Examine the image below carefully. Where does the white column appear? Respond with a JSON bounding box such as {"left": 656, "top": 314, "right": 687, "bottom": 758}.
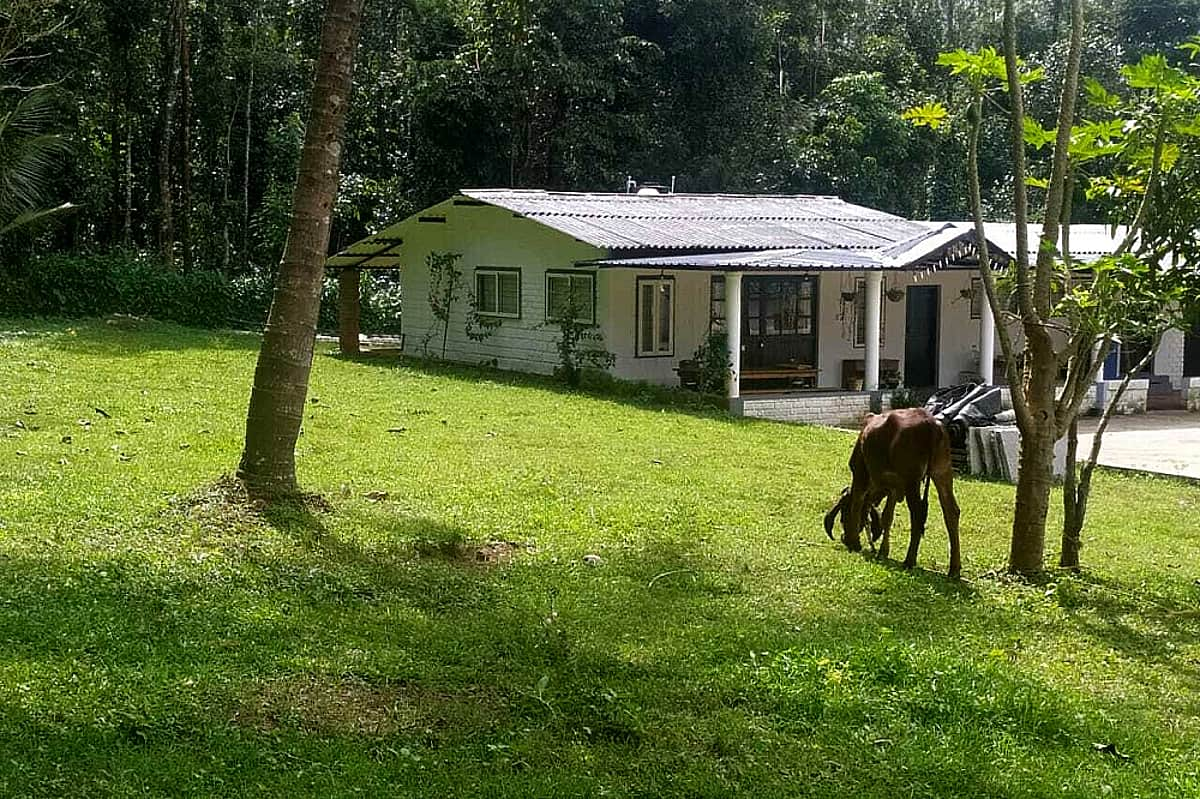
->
{"left": 979, "top": 286, "right": 995, "bottom": 384}
{"left": 864, "top": 270, "right": 883, "bottom": 391}
{"left": 727, "top": 272, "right": 742, "bottom": 401}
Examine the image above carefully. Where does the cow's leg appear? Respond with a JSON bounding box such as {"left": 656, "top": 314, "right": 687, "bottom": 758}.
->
{"left": 902, "top": 483, "right": 928, "bottom": 570}
{"left": 933, "top": 470, "right": 962, "bottom": 578}
{"left": 864, "top": 489, "right": 886, "bottom": 554}
{"left": 876, "top": 493, "right": 898, "bottom": 561}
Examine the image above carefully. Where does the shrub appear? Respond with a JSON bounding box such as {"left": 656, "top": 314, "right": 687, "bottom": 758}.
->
{"left": 1, "top": 252, "right": 402, "bottom": 334}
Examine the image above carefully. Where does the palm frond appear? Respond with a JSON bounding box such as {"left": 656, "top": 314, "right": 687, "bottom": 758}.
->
{"left": 0, "top": 200, "right": 75, "bottom": 238}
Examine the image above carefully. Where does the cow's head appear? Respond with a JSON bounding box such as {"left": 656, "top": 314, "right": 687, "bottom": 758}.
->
{"left": 824, "top": 487, "right": 881, "bottom": 552}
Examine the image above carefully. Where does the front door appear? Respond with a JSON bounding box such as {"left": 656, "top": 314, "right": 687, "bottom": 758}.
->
{"left": 904, "top": 285, "right": 939, "bottom": 388}
{"left": 743, "top": 277, "right": 818, "bottom": 369}
{"left": 1185, "top": 322, "right": 1200, "bottom": 377}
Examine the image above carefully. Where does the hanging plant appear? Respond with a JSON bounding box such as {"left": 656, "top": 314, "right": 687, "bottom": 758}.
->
{"left": 886, "top": 287, "right": 905, "bottom": 303}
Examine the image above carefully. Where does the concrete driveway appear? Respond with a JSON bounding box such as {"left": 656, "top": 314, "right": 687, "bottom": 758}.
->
{"left": 1076, "top": 411, "right": 1200, "bottom": 480}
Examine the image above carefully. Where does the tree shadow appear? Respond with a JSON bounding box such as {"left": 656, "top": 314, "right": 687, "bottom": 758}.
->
{"left": 331, "top": 350, "right": 745, "bottom": 424}
{"left": 2, "top": 318, "right": 263, "bottom": 358}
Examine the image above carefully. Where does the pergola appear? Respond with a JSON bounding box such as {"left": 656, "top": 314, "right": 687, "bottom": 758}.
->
{"left": 325, "top": 236, "right": 404, "bottom": 354}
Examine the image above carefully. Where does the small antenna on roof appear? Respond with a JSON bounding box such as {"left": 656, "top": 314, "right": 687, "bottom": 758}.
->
{"left": 626, "top": 175, "right": 636, "bottom": 194}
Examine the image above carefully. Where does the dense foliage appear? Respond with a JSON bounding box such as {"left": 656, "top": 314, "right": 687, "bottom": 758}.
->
{"left": 1, "top": 0, "right": 1197, "bottom": 323}
{"left": 0, "top": 252, "right": 402, "bottom": 332}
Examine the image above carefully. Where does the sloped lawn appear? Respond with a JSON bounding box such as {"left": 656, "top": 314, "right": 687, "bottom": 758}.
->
{"left": 1, "top": 319, "right": 1197, "bottom": 798}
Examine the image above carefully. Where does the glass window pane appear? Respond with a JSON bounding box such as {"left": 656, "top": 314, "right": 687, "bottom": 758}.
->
{"left": 658, "top": 283, "right": 672, "bottom": 350}
{"left": 499, "top": 272, "right": 519, "bottom": 315}
{"left": 548, "top": 275, "right": 570, "bottom": 319}
{"left": 478, "top": 273, "right": 498, "bottom": 314}
{"left": 640, "top": 283, "right": 655, "bottom": 352}
{"left": 572, "top": 276, "right": 594, "bottom": 322}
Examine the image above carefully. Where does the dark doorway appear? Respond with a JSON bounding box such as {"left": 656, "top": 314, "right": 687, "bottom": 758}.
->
{"left": 904, "top": 285, "right": 940, "bottom": 387}
{"left": 1186, "top": 322, "right": 1200, "bottom": 377}
{"left": 742, "top": 277, "right": 819, "bottom": 369}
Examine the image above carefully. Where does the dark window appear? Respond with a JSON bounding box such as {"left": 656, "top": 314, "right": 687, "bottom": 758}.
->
{"left": 546, "top": 272, "right": 595, "bottom": 324}
{"left": 475, "top": 269, "right": 521, "bottom": 318}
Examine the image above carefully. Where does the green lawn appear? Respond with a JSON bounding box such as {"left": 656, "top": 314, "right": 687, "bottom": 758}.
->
{"left": 1, "top": 319, "right": 1198, "bottom": 798}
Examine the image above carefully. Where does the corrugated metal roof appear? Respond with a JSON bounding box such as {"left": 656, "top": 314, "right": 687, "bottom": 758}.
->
{"left": 590, "top": 224, "right": 1002, "bottom": 272}
{"left": 460, "top": 189, "right": 929, "bottom": 251}
{"left": 943, "top": 222, "right": 1127, "bottom": 261}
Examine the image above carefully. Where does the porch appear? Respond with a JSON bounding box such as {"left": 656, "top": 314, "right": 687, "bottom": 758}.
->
{"left": 593, "top": 223, "right": 1006, "bottom": 424}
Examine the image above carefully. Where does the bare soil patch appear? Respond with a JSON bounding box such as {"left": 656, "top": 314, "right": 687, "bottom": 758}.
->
{"left": 233, "top": 676, "right": 503, "bottom": 738}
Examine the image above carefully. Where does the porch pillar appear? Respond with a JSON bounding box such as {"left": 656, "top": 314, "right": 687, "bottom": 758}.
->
{"left": 338, "top": 266, "right": 361, "bottom": 355}
{"left": 864, "top": 270, "right": 883, "bottom": 391}
{"left": 726, "top": 272, "right": 742, "bottom": 401}
{"left": 978, "top": 285, "right": 995, "bottom": 384}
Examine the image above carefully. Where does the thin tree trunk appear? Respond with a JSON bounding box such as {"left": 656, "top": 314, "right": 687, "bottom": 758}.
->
{"left": 237, "top": 0, "right": 366, "bottom": 498}
{"left": 178, "top": 0, "right": 193, "bottom": 272}
{"left": 108, "top": 45, "right": 125, "bottom": 246}
{"left": 244, "top": 8, "right": 257, "bottom": 267}
{"left": 222, "top": 97, "right": 236, "bottom": 273}
{"left": 1061, "top": 417, "right": 1082, "bottom": 567}
{"left": 124, "top": 115, "right": 132, "bottom": 248}
{"left": 157, "top": 0, "right": 182, "bottom": 268}
{"left": 1061, "top": 336, "right": 1160, "bottom": 568}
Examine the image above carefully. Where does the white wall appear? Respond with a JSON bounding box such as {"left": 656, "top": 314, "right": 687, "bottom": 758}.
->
{"left": 397, "top": 203, "right": 993, "bottom": 390}
{"left": 399, "top": 201, "right": 605, "bottom": 374}
{"left": 815, "top": 269, "right": 981, "bottom": 389}
{"left": 600, "top": 269, "right": 711, "bottom": 383}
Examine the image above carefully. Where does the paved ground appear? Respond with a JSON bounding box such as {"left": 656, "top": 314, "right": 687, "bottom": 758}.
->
{"left": 1076, "top": 410, "right": 1200, "bottom": 480}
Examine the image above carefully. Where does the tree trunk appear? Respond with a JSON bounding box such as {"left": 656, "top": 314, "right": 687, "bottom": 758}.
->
{"left": 237, "top": 0, "right": 365, "bottom": 498}
{"left": 1060, "top": 417, "right": 1083, "bottom": 569}
{"left": 1061, "top": 336, "right": 1160, "bottom": 569}
{"left": 243, "top": 47, "right": 254, "bottom": 267}
{"left": 1010, "top": 351, "right": 1058, "bottom": 574}
{"left": 178, "top": 0, "right": 193, "bottom": 272}
{"left": 339, "top": 267, "right": 361, "bottom": 354}
{"left": 157, "top": 0, "right": 182, "bottom": 268}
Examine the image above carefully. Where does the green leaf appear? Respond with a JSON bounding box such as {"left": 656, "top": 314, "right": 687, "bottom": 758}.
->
{"left": 1083, "top": 77, "right": 1122, "bottom": 111}
{"left": 902, "top": 102, "right": 949, "bottom": 130}
{"left": 1023, "top": 117, "right": 1057, "bottom": 149}
{"left": 1122, "top": 54, "right": 1187, "bottom": 91}
{"left": 1025, "top": 176, "right": 1050, "bottom": 189}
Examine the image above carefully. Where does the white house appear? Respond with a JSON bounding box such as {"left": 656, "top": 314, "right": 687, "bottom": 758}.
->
{"left": 328, "top": 189, "right": 1200, "bottom": 424}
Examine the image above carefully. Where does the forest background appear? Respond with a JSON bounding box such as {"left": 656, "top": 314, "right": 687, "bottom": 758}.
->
{"left": 1, "top": 0, "right": 1196, "bottom": 328}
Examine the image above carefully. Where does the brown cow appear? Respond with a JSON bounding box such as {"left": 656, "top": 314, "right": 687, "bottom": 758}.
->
{"left": 823, "top": 408, "right": 962, "bottom": 578}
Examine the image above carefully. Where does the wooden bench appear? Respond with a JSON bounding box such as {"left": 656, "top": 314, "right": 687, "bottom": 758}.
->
{"left": 741, "top": 364, "right": 818, "bottom": 394}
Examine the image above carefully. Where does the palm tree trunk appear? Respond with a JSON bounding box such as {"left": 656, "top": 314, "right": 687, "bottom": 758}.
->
{"left": 237, "top": 0, "right": 366, "bottom": 498}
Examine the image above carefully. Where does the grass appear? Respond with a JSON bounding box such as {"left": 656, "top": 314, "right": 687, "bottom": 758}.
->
{"left": 1, "top": 317, "right": 1198, "bottom": 798}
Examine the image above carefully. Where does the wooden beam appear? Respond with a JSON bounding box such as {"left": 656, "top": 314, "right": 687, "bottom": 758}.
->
{"left": 339, "top": 266, "right": 361, "bottom": 355}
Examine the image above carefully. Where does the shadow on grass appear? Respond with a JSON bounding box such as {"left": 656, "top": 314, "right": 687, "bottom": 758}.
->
{"left": 2, "top": 317, "right": 263, "bottom": 357}
{"left": 1051, "top": 570, "right": 1200, "bottom": 676}
{"left": 329, "top": 349, "right": 743, "bottom": 424}
{"left": 0, "top": 513, "right": 1187, "bottom": 796}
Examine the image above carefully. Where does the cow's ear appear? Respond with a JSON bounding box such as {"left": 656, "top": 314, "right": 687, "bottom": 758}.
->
{"left": 823, "top": 490, "right": 848, "bottom": 539}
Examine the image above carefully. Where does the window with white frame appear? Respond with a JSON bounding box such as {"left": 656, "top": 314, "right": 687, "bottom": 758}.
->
{"left": 545, "top": 271, "right": 595, "bottom": 324}
{"left": 474, "top": 268, "right": 521, "bottom": 318}
{"left": 853, "top": 277, "right": 885, "bottom": 348}
{"left": 637, "top": 276, "right": 674, "bottom": 356}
